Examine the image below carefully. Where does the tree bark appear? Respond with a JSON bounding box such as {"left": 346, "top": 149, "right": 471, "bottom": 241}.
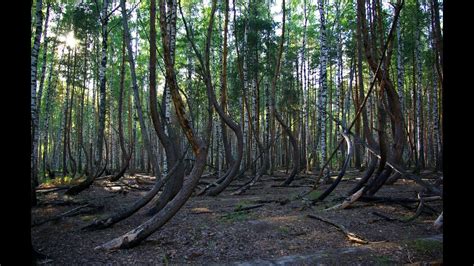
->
{"left": 318, "top": 0, "right": 329, "bottom": 181}
{"left": 66, "top": 0, "right": 110, "bottom": 195}
{"left": 146, "top": 0, "right": 184, "bottom": 215}
{"left": 109, "top": 31, "right": 133, "bottom": 182}
{"left": 31, "top": 0, "right": 44, "bottom": 206}
{"left": 180, "top": 0, "right": 243, "bottom": 196}
{"left": 95, "top": 0, "right": 212, "bottom": 249}
{"left": 356, "top": 0, "right": 405, "bottom": 193}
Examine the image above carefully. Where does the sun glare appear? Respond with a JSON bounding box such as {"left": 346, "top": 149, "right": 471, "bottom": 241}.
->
{"left": 60, "top": 31, "right": 78, "bottom": 49}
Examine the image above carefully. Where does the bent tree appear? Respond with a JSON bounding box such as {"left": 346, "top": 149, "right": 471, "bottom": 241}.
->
{"left": 180, "top": 0, "right": 244, "bottom": 197}
{"left": 94, "top": 0, "right": 215, "bottom": 249}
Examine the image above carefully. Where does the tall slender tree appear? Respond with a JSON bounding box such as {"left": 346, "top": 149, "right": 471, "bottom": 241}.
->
{"left": 31, "top": 0, "right": 44, "bottom": 205}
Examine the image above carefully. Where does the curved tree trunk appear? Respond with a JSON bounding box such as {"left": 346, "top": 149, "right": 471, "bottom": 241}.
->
{"left": 313, "top": 131, "right": 353, "bottom": 202}
{"left": 220, "top": 0, "right": 233, "bottom": 169}
{"left": 347, "top": 156, "right": 377, "bottom": 195}
{"left": 357, "top": 0, "right": 406, "bottom": 187}
{"left": 83, "top": 159, "right": 181, "bottom": 231}
{"left": 180, "top": 0, "right": 242, "bottom": 197}
{"left": 95, "top": 148, "right": 208, "bottom": 250}
{"left": 146, "top": 0, "right": 185, "bottom": 215}
{"left": 94, "top": 0, "right": 213, "bottom": 249}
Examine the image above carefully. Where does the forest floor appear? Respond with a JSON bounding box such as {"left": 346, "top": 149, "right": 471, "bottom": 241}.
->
{"left": 32, "top": 169, "right": 443, "bottom": 265}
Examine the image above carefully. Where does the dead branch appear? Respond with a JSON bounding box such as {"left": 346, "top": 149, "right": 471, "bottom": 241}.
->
{"left": 36, "top": 186, "right": 70, "bottom": 193}
{"left": 433, "top": 211, "right": 443, "bottom": 230}
{"left": 32, "top": 203, "right": 102, "bottom": 227}
{"left": 234, "top": 204, "right": 264, "bottom": 212}
{"left": 371, "top": 211, "right": 398, "bottom": 222}
{"left": 307, "top": 214, "right": 369, "bottom": 244}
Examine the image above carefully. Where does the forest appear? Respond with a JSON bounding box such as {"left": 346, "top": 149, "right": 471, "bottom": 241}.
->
{"left": 30, "top": 0, "right": 443, "bottom": 264}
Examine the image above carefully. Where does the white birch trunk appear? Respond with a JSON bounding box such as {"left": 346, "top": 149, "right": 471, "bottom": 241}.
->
{"left": 318, "top": 0, "right": 328, "bottom": 178}
{"left": 31, "top": 0, "right": 43, "bottom": 200}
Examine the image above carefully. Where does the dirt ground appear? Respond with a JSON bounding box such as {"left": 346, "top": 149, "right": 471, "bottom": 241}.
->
{"left": 32, "top": 169, "right": 443, "bottom": 265}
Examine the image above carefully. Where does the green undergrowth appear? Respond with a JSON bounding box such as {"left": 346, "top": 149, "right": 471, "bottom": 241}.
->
{"left": 41, "top": 175, "right": 85, "bottom": 186}
{"left": 373, "top": 255, "right": 394, "bottom": 265}
{"left": 404, "top": 238, "right": 443, "bottom": 255}
{"left": 307, "top": 190, "right": 322, "bottom": 201}
{"left": 234, "top": 200, "right": 253, "bottom": 211}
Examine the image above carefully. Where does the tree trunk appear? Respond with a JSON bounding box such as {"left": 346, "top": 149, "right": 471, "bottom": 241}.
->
{"left": 67, "top": 50, "right": 78, "bottom": 177}
{"left": 357, "top": 0, "right": 405, "bottom": 191}
{"left": 110, "top": 31, "right": 132, "bottom": 182}
{"left": 318, "top": 0, "right": 329, "bottom": 181}
{"left": 414, "top": 5, "right": 425, "bottom": 169}
{"left": 301, "top": 0, "right": 308, "bottom": 172}
{"left": 429, "top": 0, "right": 443, "bottom": 85}
{"left": 181, "top": 0, "right": 243, "bottom": 196}
{"left": 62, "top": 50, "right": 72, "bottom": 177}
{"left": 41, "top": 41, "right": 58, "bottom": 179}
{"left": 66, "top": 0, "right": 110, "bottom": 195}
{"left": 94, "top": 0, "right": 212, "bottom": 249}
{"left": 146, "top": 0, "right": 184, "bottom": 215}
{"left": 36, "top": 3, "right": 51, "bottom": 180}
{"left": 31, "top": 0, "right": 43, "bottom": 206}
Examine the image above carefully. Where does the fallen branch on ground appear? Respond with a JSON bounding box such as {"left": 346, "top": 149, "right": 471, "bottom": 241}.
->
{"left": 234, "top": 204, "right": 264, "bottom": 212}
{"left": 36, "top": 186, "right": 70, "bottom": 193}
{"left": 307, "top": 214, "right": 369, "bottom": 244}
{"left": 32, "top": 203, "right": 103, "bottom": 227}
{"left": 433, "top": 212, "right": 443, "bottom": 230}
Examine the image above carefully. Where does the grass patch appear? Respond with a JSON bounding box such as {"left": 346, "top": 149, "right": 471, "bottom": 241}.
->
{"left": 41, "top": 175, "right": 85, "bottom": 186}
{"left": 373, "top": 255, "right": 393, "bottom": 265}
{"left": 405, "top": 238, "right": 443, "bottom": 255}
{"left": 162, "top": 254, "right": 169, "bottom": 266}
{"left": 306, "top": 190, "right": 322, "bottom": 201}
{"left": 278, "top": 226, "right": 290, "bottom": 234}
{"left": 234, "top": 200, "right": 253, "bottom": 211}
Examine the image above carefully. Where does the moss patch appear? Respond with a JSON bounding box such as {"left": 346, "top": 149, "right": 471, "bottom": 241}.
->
{"left": 405, "top": 238, "right": 443, "bottom": 255}
{"left": 219, "top": 211, "right": 253, "bottom": 223}
{"left": 307, "top": 190, "right": 322, "bottom": 201}
{"left": 373, "top": 255, "right": 394, "bottom": 265}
